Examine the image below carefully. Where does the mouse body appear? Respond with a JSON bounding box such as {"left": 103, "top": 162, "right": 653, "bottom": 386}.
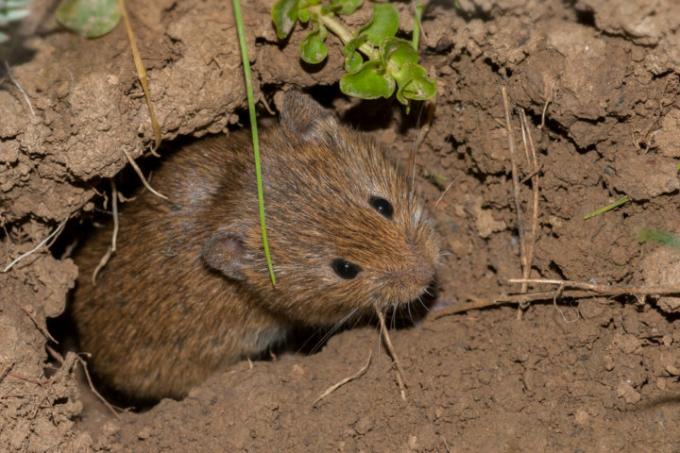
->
{"left": 72, "top": 93, "right": 440, "bottom": 400}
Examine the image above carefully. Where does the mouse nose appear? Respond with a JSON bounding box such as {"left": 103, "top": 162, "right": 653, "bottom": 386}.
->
{"left": 385, "top": 253, "right": 436, "bottom": 296}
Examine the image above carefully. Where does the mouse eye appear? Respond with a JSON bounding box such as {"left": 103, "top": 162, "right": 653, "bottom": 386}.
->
{"left": 331, "top": 258, "right": 362, "bottom": 279}
{"left": 369, "top": 196, "right": 393, "bottom": 219}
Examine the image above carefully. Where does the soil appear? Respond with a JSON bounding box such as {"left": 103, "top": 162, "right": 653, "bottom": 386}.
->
{"left": 2, "top": 0, "right": 680, "bottom": 451}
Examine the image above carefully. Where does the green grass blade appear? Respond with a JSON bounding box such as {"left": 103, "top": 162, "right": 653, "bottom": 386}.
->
{"left": 232, "top": 0, "right": 277, "bottom": 285}
{"left": 638, "top": 228, "right": 680, "bottom": 250}
{"left": 412, "top": 0, "right": 422, "bottom": 50}
{"left": 583, "top": 195, "right": 630, "bottom": 220}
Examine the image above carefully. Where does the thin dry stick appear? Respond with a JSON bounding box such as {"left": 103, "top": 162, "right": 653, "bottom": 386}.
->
{"left": 501, "top": 87, "right": 529, "bottom": 319}
{"left": 508, "top": 278, "right": 680, "bottom": 295}
{"left": 539, "top": 81, "right": 554, "bottom": 130}
{"left": 76, "top": 354, "right": 120, "bottom": 419}
{"left": 118, "top": 0, "right": 162, "bottom": 156}
{"left": 93, "top": 180, "right": 120, "bottom": 283}
{"left": 518, "top": 110, "right": 541, "bottom": 293}
{"left": 2, "top": 219, "right": 68, "bottom": 273}
{"left": 501, "top": 88, "right": 527, "bottom": 279}
{"left": 20, "top": 305, "right": 58, "bottom": 344}
{"left": 433, "top": 281, "right": 680, "bottom": 319}
{"left": 376, "top": 309, "right": 407, "bottom": 401}
{"left": 2, "top": 60, "right": 36, "bottom": 118}
{"left": 434, "top": 181, "right": 455, "bottom": 208}
{"left": 122, "top": 148, "right": 168, "bottom": 200}
{"left": 312, "top": 350, "right": 372, "bottom": 406}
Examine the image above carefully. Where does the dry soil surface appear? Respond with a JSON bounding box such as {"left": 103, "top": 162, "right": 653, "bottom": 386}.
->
{"left": 3, "top": 0, "right": 680, "bottom": 451}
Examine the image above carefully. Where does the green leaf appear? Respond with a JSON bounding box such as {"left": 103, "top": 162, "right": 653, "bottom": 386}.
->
{"left": 359, "top": 3, "right": 399, "bottom": 46}
{"left": 300, "top": 26, "right": 328, "bottom": 64}
{"left": 56, "top": 0, "right": 121, "bottom": 38}
{"left": 340, "top": 61, "right": 395, "bottom": 100}
{"left": 382, "top": 38, "right": 436, "bottom": 104}
{"left": 395, "top": 63, "right": 437, "bottom": 105}
{"left": 272, "top": 0, "right": 299, "bottom": 39}
{"left": 330, "top": 0, "right": 363, "bottom": 15}
{"left": 343, "top": 36, "right": 367, "bottom": 73}
{"left": 297, "top": 0, "right": 321, "bottom": 23}
{"left": 345, "top": 51, "right": 363, "bottom": 73}
{"left": 383, "top": 37, "right": 419, "bottom": 74}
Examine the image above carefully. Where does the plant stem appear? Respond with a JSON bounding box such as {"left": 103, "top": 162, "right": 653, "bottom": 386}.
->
{"left": 583, "top": 195, "right": 630, "bottom": 220}
{"left": 310, "top": 6, "right": 378, "bottom": 60}
{"left": 412, "top": 0, "right": 423, "bottom": 50}
{"left": 232, "top": 0, "right": 277, "bottom": 285}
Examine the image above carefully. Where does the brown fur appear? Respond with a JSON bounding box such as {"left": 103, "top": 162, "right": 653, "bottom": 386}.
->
{"left": 72, "top": 93, "right": 441, "bottom": 400}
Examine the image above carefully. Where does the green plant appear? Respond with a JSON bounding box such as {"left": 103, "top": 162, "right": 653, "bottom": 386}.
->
{"left": 0, "top": 0, "right": 31, "bottom": 44}
{"left": 638, "top": 228, "right": 680, "bottom": 250}
{"left": 55, "top": 0, "right": 120, "bottom": 38}
{"left": 272, "top": 0, "right": 436, "bottom": 107}
{"left": 233, "top": 0, "right": 277, "bottom": 284}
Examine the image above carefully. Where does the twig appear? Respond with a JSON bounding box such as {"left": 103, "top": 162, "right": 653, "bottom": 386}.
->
{"left": 508, "top": 278, "right": 680, "bottom": 295}
{"left": 501, "top": 87, "right": 530, "bottom": 320}
{"left": 76, "top": 354, "right": 120, "bottom": 419}
{"left": 312, "top": 350, "right": 372, "bottom": 406}
{"left": 118, "top": 0, "right": 162, "bottom": 156}
{"left": 20, "top": 305, "right": 58, "bottom": 344}
{"left": 376, "top": 309, "right": 407, "bottom": 401}
{"left": 2, "top": 219, "right": 68, "bottom": 273}
{"left": 433, "top": 280, "right": 680, "bottom": 319}
{"left": 46, "top": 344, "right": 64, "bottom": 365}
{"left": 434, "top": 181, "right": 455, "bottom": 208}
{"left": 518, "top": 110, "right": 541, "bottom": 295}
{"left": 539, "top": 80, "right": 554, "bottom": 130}
{"left": 2, "top": 60, "right": 36, "bottom": 118}
{"left": 121, "top": 148, "right": 168, "bottom": 200}
{"left": 501, "top": 87, "right": 526, "bottom": 278}
{"left": 93, "top": 180, "right": 119, "bottom": 283}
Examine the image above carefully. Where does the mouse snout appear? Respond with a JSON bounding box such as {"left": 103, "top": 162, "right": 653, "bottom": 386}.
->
{"left": 381, "top": 249, "right": 437, "bottom": 305}
{"left": 387, "top": 257, "right": 435, "bottom": 288}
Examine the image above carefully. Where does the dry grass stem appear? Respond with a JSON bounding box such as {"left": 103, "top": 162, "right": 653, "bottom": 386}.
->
{"left": 501, "top": 88, "right": 527, "bottom": 280}
{"left": 434, "top": 278, "right": 680, "bottom": 319}
{"left": 539, "top": 81, "right": 554, "bottom": 130}
{"left": 2, "top": 60, "right": 36, "bottom": 118}
{"left": 77, "top": 354, "right": 121, "bottom": 419}
{"left": 20, "top": 305, "right": 58, "bottom": 344}
{"left": 118, "top": 0, "right": 162, "bottom": 156}
{"left": 93, "top": 180, "right": 120, "bottom": 283}
{"left": 2, "top": 218, "right": 68, "bottom": 273}
{"left": 518, "top": 109, "right": 541, "bottom": 295}
{"left": 122, "top": 148, "right": 168, "bottom": 200}
{"left": 376, "top": 309, "right": 407, "bottom": 401}
{"left": 434, "top": 181, "right": 455, "bottom": 208}
{"left": 312, "top": 350, "right": 372, "bottom": 406}
{"left": 508, "top": 278, "right": 680, "bottom": 295}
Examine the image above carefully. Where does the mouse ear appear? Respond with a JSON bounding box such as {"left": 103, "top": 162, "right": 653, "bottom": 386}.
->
{"left": 201, "top": 231, "right": 250, "bottom": 281}
{"left": 280, "top": 91, "right": 338, "bottom": 142}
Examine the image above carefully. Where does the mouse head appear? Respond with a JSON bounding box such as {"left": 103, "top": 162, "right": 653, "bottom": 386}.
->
{"left": 202, "top": 92, "right": 441, "bottom": 325}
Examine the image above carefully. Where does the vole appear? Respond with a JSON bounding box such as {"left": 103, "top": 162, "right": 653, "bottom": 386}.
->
{"left": 72, "top": 92, "right": 440, "bottom": 401}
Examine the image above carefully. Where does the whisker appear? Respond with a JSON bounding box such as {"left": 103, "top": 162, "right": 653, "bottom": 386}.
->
{"left": 310, "top": 307, "right": 360, "bottom": 354}
{"left": 416, "top": 296, "right": 430, "bottom": 312}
